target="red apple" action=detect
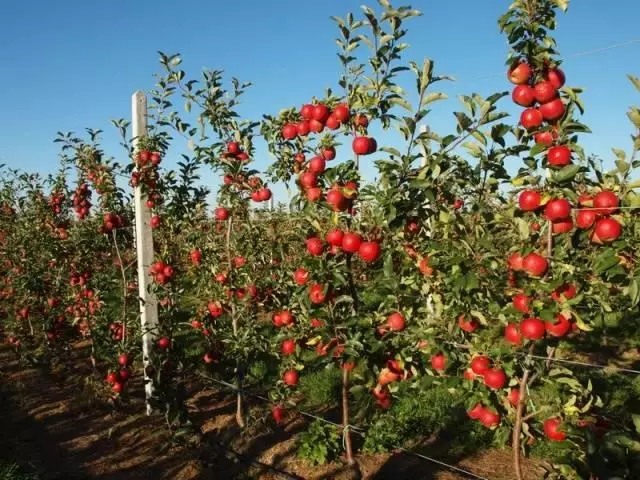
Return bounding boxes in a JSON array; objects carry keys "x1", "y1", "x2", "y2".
[
  {"x1": 518, "y1": 190, "x2": 542, "y2": 211},
  {"x1": 508, "y1": 62, "x2": 532, "y2": 85},
  {"x1": 521, "y1": 318, "x2": 546, "y2": 340}
]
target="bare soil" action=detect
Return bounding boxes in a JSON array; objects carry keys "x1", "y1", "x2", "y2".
[{"x1": 0, "y1": 342, "x2": 545, "y2": 479}]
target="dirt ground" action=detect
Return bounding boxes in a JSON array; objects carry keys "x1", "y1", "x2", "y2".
[{"x1": 0, "y1": 343, "x2": 545, "y2": 480}]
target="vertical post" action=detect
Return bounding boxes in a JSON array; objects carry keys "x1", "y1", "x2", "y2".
[{"x1": 132, "y1": 91, "x2": 159, "y2": 415}]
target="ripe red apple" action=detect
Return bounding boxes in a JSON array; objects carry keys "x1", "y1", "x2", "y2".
[
  {"x1": 546, "y1": 68, "x2": 566, "y2": 89},
  {"x1": 309, "y1": 156, "x2": 326, "y2": 174},
  {"x1": 214, "y1": 207, "x2": 229, "y2": 221},
  {"x1": 201, "y1": 351, "x2": 218, "y2": 364},
  {"x1": 546, "y1": 313, "x2": 571, "y2": 337},
  {"x1": 322, "y1": 146, "x2": 336, "y2": 160},
  {"x1": 533, "y1": 81, "x2": 558, "y2": 103},
  {"x1": 593, "y1": 191, "x2": 619, "y2": 214},
  {"x1": 521, "y1": 318, "x2": 546, "y2": 340},
  {"x1": 112, "y1": 382, "x2": 124, "y2": 394},
  {"x1": 522, "y1": 253, "x2": 548, "y2": 277},
  {"x1": 512, "y1": 85, "x2": 536, "y2": 107},
  {"x1": 508, "y1": 252, "x2": 524, "y2": 271},
  {"x1": 207, "y1": 301, "x2": 223, "y2": 318},
  {"x1": 280, "y1": 339, "x2": 296, "y2": 356},
  {"x1": 468, "y1": 403, "x2": 485, "y2": 419},
  {"x1": 458, "y1": 314, "x2": 478, "y2": 333},
  {"x1": 551, "y1": 283, "x2": 577, "y2": 302},
  {"x1": 504, "y1": 323, "x2": 522, "y2": 346},
  {"x1": 543, "y1": 417, "x2": 567, "y2": 441},
  {"x1": 325, "y1": 115, "x2": 339, "y2": 130},
  {"x1": 539, "y1": 98, "x2": 565, "y2": 121},
  {"x1": 507, "y1": 388, "x2": 521, "y2": 407},
  {"x1": 378, "y1": 368, "x2": 401, "y2": 386},
  {"x1": 272, "y1": 405, "x2": 284, "y2": 425},
  {"x1": 512, "y1": 294, "x2": 531, "y2": 314},
  {"x1": 300, "y1": 104, "x2": 314, "y2": 120},
  {"x1": 578, "y1": 193, "x2": 593, "y2": 206},
  {"x1": 227, "y1": 142, "x2": 240, "y2": 154},
  {"x1": 106, "y1": 372, "x2": 118, "y2": 385},
  {"x1": 190, "y1": 249, "x2": 202, "y2": 265},
  {"x1": 150, "y1": 215, "x2": 161, "y2": 229},
  {"x1": 306, "y1": 237, "x2": 324, "y2": 256},
  {"x1": 576, "y1": 210, "x2": 597, "y2": 229},
  {"x1": 299, "y1": 172, "x2": 318, "y2": 189},
  {"x1": 118, "y1": 353, "x2": 131, "y2": 367},
  {"x1": 508, "y1": 62, "x2": 532, "y2": 85},
  {"x1": 484, "y1": 368, "x2": 507, "y2": 390},
  {"x1": 309, "y1": 283, "x2": 327, "y2": 304},
  {"x1": 520, "y1": 108, "x2": 543, "y2": 130},
  {"x1": 326, "y1": 188, "x2": 348, "y2": 212},
  {"x1": 293, "y1": 268, "x2": 309, "y2": 286},
  {"x1": 297, "y1": 121, "x2": 310, "y2": 136},
  {"x1": 358, "y1": 242, "x2": 381, "y2": 262},
  {"x1": 258, "y1": 188, "x2": 272, "y2": 202},
  {"x1": 312, "y1": 104, "x2": 330, "y2": 123},
  {"x1": 279, "y1": 310, "x2": 295, "y2": 327},
  {"x1": 157, "y1": 337, "x2": 171, "y2": 349},
  {"x1": 431, "y1": 353, "x2": 447, "y2": 372},
  {"x1": 544, "y1": 199, "x2": 571, "y2": 221},
  {"x1": 333, "y1": 104, "x2": 351, "y2": 123},
  {"x1": 309, "y1": 119, "x2": 324, "y2": 133},
  {"x1": 326, "y1": 229, "x2": 344, "y2": 247},
  {"x1": 306, "y1": 187, "x2": 322, "y2": 202},
  {"x1": 470, "y1": 356, "x2": 491, "y2": 376},
  {"x1": 518, "y1": 190, "x2": 542, "y2": 211},
  {"x1": 387, "y1": 312, "x2": 406, "y2": 332},
  {"x1": 480, "y1": 409, "x2": 501, "y2": 428},
  {"x1": 552, "y1": 219, "x2": 573, "y2": 234},
  {"x1": 342, "y1": 232, "x2": 362, "y2": 253},
  {"x1": 463, "y1": 368, "x2": 476, "y2": 381},
  {"x1": 353, "y1": 136, "x2": 371, "y2": 155},
  {"x1": 283, "y1": 369, "x2": 299, "y2": 386},
  {"x1": 354, "y1": 114, "x2": 369, "y2": 127},
  {"x1": 282, "y1": 124, "x2": 298, "y2": 140},
  {"x1": 592, "y1": 218, "x2": 622, "y2": 243},
  {"x1": 534, "y1": 130, "x2": 557, "y2": 146},
  {"x1": 547, "y1": 145, "x2": 572, "y2": 167},
  {"x1": 453, "y1": 199, "x2": 464, "y2": 210}
]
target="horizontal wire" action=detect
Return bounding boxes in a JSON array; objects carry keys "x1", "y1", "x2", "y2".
[
  {"x1": 458, "y1": 38, "x2": 640, "y2": 86},
  {"x1": 444, "y1": 341, "x2": 640, "y2": 375},
  {"x1": 198, "y1": 374, "x2": 487, "y2": 480}
]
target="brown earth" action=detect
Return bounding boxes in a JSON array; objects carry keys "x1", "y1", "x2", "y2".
[{"x1": 0, "y1": 342, "x2": 545, "y2": 480}]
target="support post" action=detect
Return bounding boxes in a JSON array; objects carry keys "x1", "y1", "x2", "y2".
[{"x1": 132, "y1": 91, "x2": 158, "y2": 415}]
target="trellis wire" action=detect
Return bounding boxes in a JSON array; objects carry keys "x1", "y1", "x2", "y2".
[{"x1": 199, "y1": 374, "x2": 489, "y2": 480}]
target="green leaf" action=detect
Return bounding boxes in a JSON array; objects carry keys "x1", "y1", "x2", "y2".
[
  {"x1": 629, "y1": 279, "x2": 640, "y2": 307},
  {"x1": 632, "y1": 414, "x2": 640, "y2": 433},
  {"x1": 551, "y1": 164, "x2": 581, "y2": 183},
  {"x1": 628, "y1": 75, "x2": 640, "y2": 92},
  {"x1": 551, "y1": 0, "x2": 570, "y2": 11}
]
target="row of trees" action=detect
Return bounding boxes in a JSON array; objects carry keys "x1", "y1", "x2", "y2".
[{"x1": 1, "y1": 1, "x2": 640, "y2": 478}]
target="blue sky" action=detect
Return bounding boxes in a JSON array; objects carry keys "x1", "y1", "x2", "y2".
[{"x1": 0, "y1": 1, "x2": 638, "y2": 203}]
